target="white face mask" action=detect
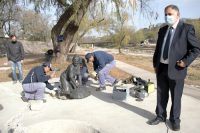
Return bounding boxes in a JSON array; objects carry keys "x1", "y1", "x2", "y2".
[{"x1": 165, "y1": 15, "x2": 176, "y2": 26}]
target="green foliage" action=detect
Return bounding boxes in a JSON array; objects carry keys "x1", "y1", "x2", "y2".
[{"x1": 131, "y1": 30, "x2": 145, "y2": 44}]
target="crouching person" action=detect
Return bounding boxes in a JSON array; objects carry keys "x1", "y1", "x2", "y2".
[
  {"x1": 80, "y1": 57, "x2": 89, "y2": 85},
  {"x1": 85, "y1": 51, "x2": 118, "y2": 91},
  {"x1": 22, "y1": 62, "x2": 55, "y2": 102}
]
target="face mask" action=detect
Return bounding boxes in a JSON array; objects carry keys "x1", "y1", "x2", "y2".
[
  {"x1": 12, "y1": 40, "x2": 17, "y2": 43},
  {"x1": 165, "y1": 15, "x2": 176, "y2": 26}
]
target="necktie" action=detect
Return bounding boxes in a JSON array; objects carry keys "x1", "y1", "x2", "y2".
[{"x1": 163, "y1": 27, "x2": 173, "y2": 60}]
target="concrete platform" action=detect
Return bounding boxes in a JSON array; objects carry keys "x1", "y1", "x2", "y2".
[{"x1": 0, "y1": 78, "x2": 200, "y2": 133}]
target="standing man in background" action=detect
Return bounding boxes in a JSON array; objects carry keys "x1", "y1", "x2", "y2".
[
  {"x1": 149, "y1": 4, "x2": 200, "y2": 131},
  {"x1": 6, "y1": 35, "x2": 25, "y2": 83},
  {"x1": 79, "y1": 57, "x2": 89, "y2": 85}
]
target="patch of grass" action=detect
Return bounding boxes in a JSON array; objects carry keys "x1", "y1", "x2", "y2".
[{"x1": 114, "y1": 54, "x2": 154, "y2": 72}]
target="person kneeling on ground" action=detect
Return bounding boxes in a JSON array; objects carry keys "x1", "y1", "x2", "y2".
[
  {"x1": 85, "y1": 51, "x2": 118, "y2": 91},
  {"x1": 79, "y1": 57, "x2": 89, "y2": 85},
  {"x1": 22, "y1": 62, "x2": 56, "y2": 102}
]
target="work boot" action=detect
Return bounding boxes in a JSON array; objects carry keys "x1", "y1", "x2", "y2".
[
  {"x1": 42, "y1": 99, "x2": 47, "y2": 103},
  {"x1": 21, "y1": 96, "x2": 29, "y2": 102},
  {"x1": 0, "y1": 104, "x2": 3, "y2": 111},
  {"x1": 96, "y1": 86, "x2": 106, "y2": 91},
  {"x1": 112, "y1": 79, "x2": 119, "y2": 86},
  {"x1": 13, "y1": 81, "x2": 17, "y2": 84}
]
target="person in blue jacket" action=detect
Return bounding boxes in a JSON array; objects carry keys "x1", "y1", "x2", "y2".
[
  {"x1": 22, "y1": 62, "x2": 56, "y2": 102},
  {"x1": 85, "y1": 51, "x2": 118, "y2": 91},
  {"x1": 79, "y1": 57, "x2": 89, "y2": 85}
]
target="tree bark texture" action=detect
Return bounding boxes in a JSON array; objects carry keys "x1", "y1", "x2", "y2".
[{"x1": 51, "y1": 0, "x2": 92, "y2": 61}]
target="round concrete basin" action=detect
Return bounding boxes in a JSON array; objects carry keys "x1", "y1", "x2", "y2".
[{"x1": 27, "y1": 119, "x2": 100, "y2": 133}]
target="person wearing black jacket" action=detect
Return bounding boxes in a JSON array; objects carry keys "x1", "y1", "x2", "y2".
[
  {"x1": 79, "y1": 57, "x2": 89, "y2": 85},
  {"x1": 149, "y1": 5, "x2": 200, "y2": 131},
  {"x1": 22, "y1": 62, "x2": 55, "y2": 101},
  {"x1": 6, "y1": 35, "x2": 24, "y2": 83}
]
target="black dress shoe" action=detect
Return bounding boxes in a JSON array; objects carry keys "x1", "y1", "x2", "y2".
[
  {"x1": 171, "y1": 123, "x2": 180, "y2": 131},
  {"x1": 148, "y1": 117, "x2": 166, "y2": 125}
]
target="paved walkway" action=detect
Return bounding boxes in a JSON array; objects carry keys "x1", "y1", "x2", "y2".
[
  {"x1": 116, "y1": 60, "x2": 200, "y2": 100},
  {"x1": 0, "y1": 78, "x2": 200, "y2": 133},
  {"x1": 0, "y1": 59, "x2": 200, "y2": 133}
]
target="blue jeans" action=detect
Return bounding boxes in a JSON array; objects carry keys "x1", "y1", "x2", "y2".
[
  {"x1": 98, "y1": 60, "x2": 116, "y2": 87},
  {"x1": 10, "y1": 61, "x2": 23, "y2": 81}
]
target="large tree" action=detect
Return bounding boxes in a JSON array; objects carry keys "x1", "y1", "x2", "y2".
[
  {"x1": 0, "y1": 0, "x2": 20, "y2": 37},
  {"x1": 1, "y1": 0, "x2": 155, "y2": 60}
]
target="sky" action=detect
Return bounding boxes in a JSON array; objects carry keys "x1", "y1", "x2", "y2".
[
  {"x1": 19, "y1": 0, "x2": 200, "y2": 36},
  {"x1": 133, "y1": 0, "x2": 200, "y2": 29}
]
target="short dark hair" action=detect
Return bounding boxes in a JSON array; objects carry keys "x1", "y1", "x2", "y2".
[
  {"x1": 10, "y1": 34, "x2": 16, "y2": 38},
  {"x1": 165, "y1": 4, "x2": 180, "y2": 15}
]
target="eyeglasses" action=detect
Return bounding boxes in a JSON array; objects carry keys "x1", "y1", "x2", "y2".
[{"x1": 165, "y1": 13, "x2": 173, "y2": 16}]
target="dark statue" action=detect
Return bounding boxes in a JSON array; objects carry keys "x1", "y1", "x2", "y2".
[
  {"x1": 0, "y1": 104, "x2": 3, "y2": 111},
  {"x1": 57, "y1": 55, "x2": 90, "y2": 99}
]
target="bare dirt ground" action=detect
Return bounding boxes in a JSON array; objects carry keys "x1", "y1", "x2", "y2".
[{"x1": 1, "y1": 45, "x2": 199, "y2": 87}]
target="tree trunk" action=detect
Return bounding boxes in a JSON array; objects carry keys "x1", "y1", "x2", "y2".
[
  {"x1": 118, "y1": 35, "x2": 125, "y2": 54},
  {"x1": 59, "y1": 41, "x2": 67, "y2": 63},
  {"x1": 51, "y1": 0, "x2": 92, "y2": 62},
  {"x1": 118, "y1": 46, "x2": 122, "y2": 53},
  {"x1": 0, "y1": 22, "x2": 4, "y2": 37}
]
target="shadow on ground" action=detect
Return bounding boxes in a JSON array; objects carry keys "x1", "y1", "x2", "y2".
[{"x1": 87, "y1": 80, "x2": 155, "y2": 121}]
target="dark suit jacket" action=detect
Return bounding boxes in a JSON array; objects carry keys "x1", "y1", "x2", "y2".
[{"x1": 153, "y1": 21, "x2": 200, "y2": 79}]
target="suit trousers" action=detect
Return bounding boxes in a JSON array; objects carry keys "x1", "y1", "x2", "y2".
[{"x1": 156, "y1": 63, "x2": 184, "y2": 124}]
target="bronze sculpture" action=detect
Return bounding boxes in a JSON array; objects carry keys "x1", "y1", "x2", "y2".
[{"x1": 57, "y1": 55, "x2": 90, "y2": 99}]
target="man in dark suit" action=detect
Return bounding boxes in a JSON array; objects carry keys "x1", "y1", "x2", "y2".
[{"x1": 149, "y1": 5, "x2": 200, "y2": 131}]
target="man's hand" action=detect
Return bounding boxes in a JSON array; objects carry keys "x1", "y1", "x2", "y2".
[
  {"x1": 50, "y1": 71, "x2": 56, "y2": 78},
  {"x1": 177, "y1": 60, "x2": 186, "y2": 68},
  {"x1": 21, "y1": 60, "x2": 24, "y2": 64},
  {"x1": 94, "y1": 74, "x2": 98, "y2": 81}
]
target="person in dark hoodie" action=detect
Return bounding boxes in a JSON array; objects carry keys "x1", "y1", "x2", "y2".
[
  {"x1": 85, "y1": 51, "x2": 118, "y2": 91},
  {"x1": 79, "y1": 57, "x2": 89, "y2": 85},
  {"x1": 6, "y1": 35, "x2": 25, "y2": 83},
  {"x1": 22, "y1": 62, "x2": 56, "y2": 102}
]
